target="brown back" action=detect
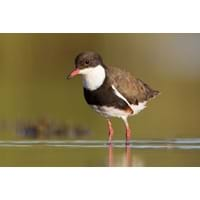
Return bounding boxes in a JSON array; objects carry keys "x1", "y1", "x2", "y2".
[{"x1": 106, "y1": 66, "x2": 159, "y2": 105}]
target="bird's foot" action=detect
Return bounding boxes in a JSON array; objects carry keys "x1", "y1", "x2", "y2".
[
  {"x1": 108, "y1": 133, "x2": 114, "y2": 145},
  {"x1": 125, "y1": 140, "x2": 131, "y2": 146}
]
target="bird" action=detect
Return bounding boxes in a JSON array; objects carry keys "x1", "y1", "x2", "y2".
[{"x1": 67, "y1": 51, "x2": 159, "y2": 144}]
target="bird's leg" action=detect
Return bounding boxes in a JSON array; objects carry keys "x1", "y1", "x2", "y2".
[
  {"x1": 126, "y1": 126, "x2": 131, "y2": 142},
  {"x1": 122, "y1": 117, "x2": 131, "y2": 144},
  {"x1": 107, "y1": 119, "x2": 114, "y2": 144}
]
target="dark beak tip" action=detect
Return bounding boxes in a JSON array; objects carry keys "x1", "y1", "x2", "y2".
[
  {"x1": 67, "y1": 76, "x2": 72, "y2": 80},
  {"x1": 64, "y1": 74, "x2": 71, "y2": 80}
]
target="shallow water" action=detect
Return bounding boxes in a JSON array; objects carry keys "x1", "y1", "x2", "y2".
[{"x1": 0, "y1": 139, "x2": 200, "y2": 166}]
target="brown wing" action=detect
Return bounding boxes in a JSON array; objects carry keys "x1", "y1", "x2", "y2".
[{"x1": 106, "y1": 66, "x2": 159, "y2": 105}]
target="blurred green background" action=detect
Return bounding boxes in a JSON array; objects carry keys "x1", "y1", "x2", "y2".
[
  {"x1": 0, "y1": 33, "x2": 200, "y2": 166},
  {"x1": 0, "y1": 33, "x2": 199, "y2": 139}
]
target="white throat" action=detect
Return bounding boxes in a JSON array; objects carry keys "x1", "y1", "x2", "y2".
[{"x1": 79, "y1": 65, "x2": 106, "y2": 91}]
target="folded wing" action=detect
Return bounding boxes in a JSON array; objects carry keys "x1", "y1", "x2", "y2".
[{"x1": 106, "y1": 66, "x2": 159, "y2": 105}]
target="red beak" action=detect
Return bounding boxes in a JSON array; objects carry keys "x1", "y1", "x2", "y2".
[{"x1": 67, "y1": 68, "x2": 80, "y2": 79}]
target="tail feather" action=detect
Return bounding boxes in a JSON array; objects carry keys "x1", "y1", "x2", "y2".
[{"x1": 138, "y1": 79, "x2": 160, "y2": 100}]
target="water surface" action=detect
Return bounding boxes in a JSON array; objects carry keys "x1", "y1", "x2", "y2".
[{"x1": 0, "y1": 139, "x2": 200, "y2": 166}]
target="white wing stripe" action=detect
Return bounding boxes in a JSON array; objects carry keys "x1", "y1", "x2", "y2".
[{"x1": 111, "y1": 85, "x2": 134, "y2": 113}]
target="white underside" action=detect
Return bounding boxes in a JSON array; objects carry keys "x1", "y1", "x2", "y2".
[
  {"x1": 132, "y1": 102, "x2": 147, "y2": 115},
  {"x1": 91, "y1": 102, "x2": 146, "y2": 119}
]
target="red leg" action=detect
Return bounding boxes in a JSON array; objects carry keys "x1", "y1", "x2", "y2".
[
  {"x1": 107, "y1": 119, "x2": 114, "y2": 144},
  {"x1": 126, "y1": 125, "x2": 131, "y2": 142},
  {"x1": 122, "y1": 117, "x2": 131, "y2": 144}
]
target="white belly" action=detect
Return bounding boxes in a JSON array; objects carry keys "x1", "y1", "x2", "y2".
[
  {"x1": 131, "y1": 101, "x2": 147, "y2": 115},
  {"x1": 91, "y1": 102, "x2": 146, "y2": 118}
]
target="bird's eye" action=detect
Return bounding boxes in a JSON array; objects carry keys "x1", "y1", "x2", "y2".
[{"x1": 85, "y1": 60, "x2": 89, "y2": 64}]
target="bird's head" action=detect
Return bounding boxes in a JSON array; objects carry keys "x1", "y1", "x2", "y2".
[{"x1": 67, "y1": 51, "x2": 104, "y2": 79}]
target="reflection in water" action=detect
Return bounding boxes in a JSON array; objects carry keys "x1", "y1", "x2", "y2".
[
  {"x1": 108, "y1": 144, "x2": 133, "y2": 167},
  {"x1": 0, "y1": 139, "x2": 200, "y2": 149},
  {"x1": 125, "y1": 145, "x2": 132, "y2": 166},
  {"x1": 0, "y1": 139, "x2": 200, "y2": 166},
  {"x1": 108, "y1": 144, "x2": 113, "y2": 167}
]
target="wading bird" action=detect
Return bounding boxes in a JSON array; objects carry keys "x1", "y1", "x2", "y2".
[{"x1": 67, "y1": 51, "x2": 159, "y2": 144}]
